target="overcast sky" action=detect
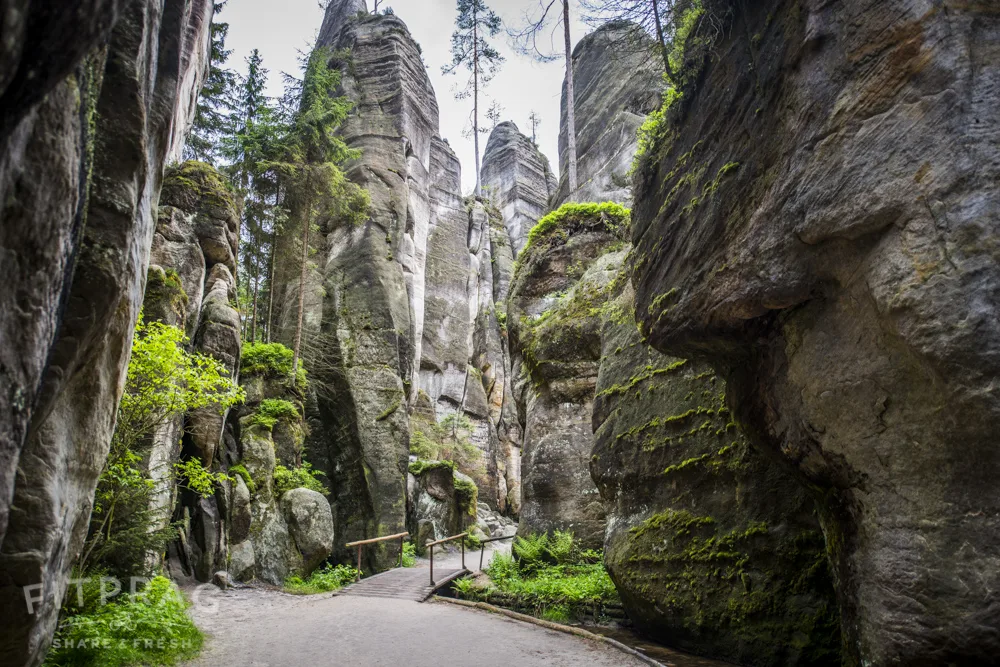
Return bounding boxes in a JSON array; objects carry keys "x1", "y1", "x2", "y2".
[{"x1": 223, "y1": 0, "x2": 590, "y2": 193}]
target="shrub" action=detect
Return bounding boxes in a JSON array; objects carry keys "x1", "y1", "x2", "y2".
[
  {"x1": 284, "y1": 564, "x2": 359, "y2": 595},
  {"x1": 407, "y1": 459, "x2": 455, "y2": 476},
  {"x1": 228, "y1": 464, "x2": 255, "y2": 495},
  {"x1": 240, "y1": 342, "x2": 307, "y2": 390},
  {"x1": 174, "y1": 457, "x2": 230, "y2": 498},
  {"x1": 453, "y1": 477, "x2": 479, "y2": 517},
  {"x1": 45, "y1": 576, "x2": 203, "y2": 666},
  {"x1": 79, "y1": 315, "x2": 243, "y2": 578},
  {"x1": 273, "y1": 462, "x2": 328, "y2": 497},
  {"x1": 249, "y1": 398, "x2": 299, "y2": 430},
  {"x1": 402, "y1": 541, "x2": 417, "y2": 567}
]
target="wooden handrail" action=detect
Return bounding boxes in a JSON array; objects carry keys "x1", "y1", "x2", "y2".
[
  {"x1": 426, "y1": 532, "x2": 469, "y2": 586},
  {"x1": 478, "y1": 533, "x2": 515, "y2": 571},
  {"x1": 425, "y1": 532, "x2": 468, "y2": 548},
  {"x1": 345, "y1": 531, "x2": 411, "y2": 581},
  {"x1": 345, "y1": 531, "x2": 409, "y2": 548}
]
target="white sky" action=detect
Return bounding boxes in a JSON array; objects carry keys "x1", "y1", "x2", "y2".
[{"x1": 223, "y1": 0, "x2": 590, "y2": 193}]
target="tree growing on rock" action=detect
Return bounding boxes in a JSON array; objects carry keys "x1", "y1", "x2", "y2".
[
  {"x1": 510, "y1": 0, "x2": 587, "y2": 195},
  {"x1": 443, "y1": 0, "x2": 505, "y2": 197}
]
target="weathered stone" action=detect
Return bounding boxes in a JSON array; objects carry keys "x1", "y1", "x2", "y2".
[
  {"x1": 0, "y1": 0, "x2": 212, "y2": 662},
  {"x1": 593, "y1": 281, "x2": 839, "y2": 665},
  {"x1": 482, "y1": 122, "x2": 556, "y2": 256},
  {"x1": 281, "y1": 488, "x2": 335, "y2": 576},
  {"x1": 630, "y1": 2, "x2": 1000, "y2": 663},
  {"x1": 552, "y1": 22, "x2": 664, "y2": 207},
  {"x1": 230, "y1": 474, "x2": 252, "y2": 545},
  {"x1": 507, "y1": 209, "x2": 629, "y2": 549},
  {"x1": 228, "y1": 540, "x2": 255, "y2": 582}
]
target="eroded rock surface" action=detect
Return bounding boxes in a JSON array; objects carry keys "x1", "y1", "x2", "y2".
[
  {"x1": 631, "y1": 1, "x2": 1000, "y2": 663},
  {"x1": 0, "y1": 0, "x2": 212, "y2": 663},
  {"x1": 593, "y1": 282, "x2": 839, "y2": 665},
  {"x1": 552, "y1": 22, "x2": 664, "y2": 207}
]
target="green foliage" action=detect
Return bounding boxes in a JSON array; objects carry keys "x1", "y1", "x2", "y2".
[
  {"x1": 407, "y1": 459, "x2": 456, "y2": 476},
  {"x1": 79, "y1": 315, "x2": 244, "y2": 578},
  {"x1": 45, "y1": 576, "x2": 203, "y2": 666},
  {"x1": 249, "y1": 398, "x2": 300, "y2": 430},
  {"x1": 409, "y1": 413, "x2": 485, "y2": 480},
  {"x1": 174, "y1": 458, "x2": 230, "y2": 498},
  {"x1": 228, "y1": 464, "x2": 255, "y2": 495},
  {"x1": 465, "y1": 541, "x2": 620, "y2": 621},
  {"x1": 284, "y1": 564, "x2": 359, "y2": 595},
  {"x1": 185, "y1": 3, "x2": 238, "y2": 164},
  {"x1": 521, "y1": 202, "x2": 630, "y2": 257},
  {"x1": 402, "y1": 541, "x2": 417, "y2": 567},
  {"x1": 241, "y1": 342, "x2": 308, "y2": 390},
  {"x1": 273, "y1": 462, "x2": 328, "y2": 497}
]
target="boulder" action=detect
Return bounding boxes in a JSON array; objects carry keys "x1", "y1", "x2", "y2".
[
  {"x1": 630, "y1": 1, "x2": 1000, "y2": 663},
  {"x1": 281, "y1": 488, "x2": 335, "y2": 576}
]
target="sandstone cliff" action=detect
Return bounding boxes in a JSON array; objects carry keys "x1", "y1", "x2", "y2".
[
  {"x1": 552, "y1": 21, "x2": 664, "y2": 207},
  {"x1": 631, "y1": 1, "x2": 1000, "y2": 663}
]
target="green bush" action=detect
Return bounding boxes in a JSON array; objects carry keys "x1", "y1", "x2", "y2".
[
  {"x1": 249, "y1": 398, "x2": 299, "y2": 430},
  {"x1": 453, "y1": 477, "x2": 478, "y2": 517},
  {"x1": 512, "y1": 530, "x2": 579, "y2": 571},
  {"x1": 407, "y1": 459, "x2": 455, "y2": 476},
  {"x1": 228, "y1": 464, "x2": 255, "y2": 495},
  {"x1": 284, "y1": 564, "x2": 359, "y2": 595},
  {"x1": 273, "y1": 462, "x2": 328, "y2": 497},
  {"x1": 45, "y1": 576, "x2": 203, "y2": 666},
  {"x1": 402, "y1": 541, "x2": 417, "y2": 567},
  {"x1": 240, "y1": 342, "x2": 307, "y2": 390}
]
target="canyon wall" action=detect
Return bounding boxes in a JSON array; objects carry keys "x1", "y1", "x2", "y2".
[
  {"x1": 631, "y1": 0, "x2": 1000, "y2": 663},
  {"x1": 0, "y1": 0, "x2": 213, "y2": 663}
]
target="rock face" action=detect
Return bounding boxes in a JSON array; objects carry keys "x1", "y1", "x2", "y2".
[
  {"x1": 280, "y1": 2, "x2": 523, "y2": 571},
  {"x1": 0, "y1": 0, "x2": 212, "y2": 664},
  {"x1": 631, "y1": 1, "x2": 1000, "y2": 664},
  {"x1": 552, "y1": 22, "x2": 664, "y2": 207},
  {"x1": 407, "y1": 461, "x2": 477, "y2": 547},
  {"x1": 592, "y1": 281, "x2": 840, "y2": 665},
  {"x1": 507, "y1": 207, "x2": 630, "y2": 549},
  {"x1": 481, "y1": 122, "x2": 557, "y2": 256}
]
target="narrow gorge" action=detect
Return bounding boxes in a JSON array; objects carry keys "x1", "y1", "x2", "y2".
[{"x1": 0, "y1": 0, "x2": 996, "y2": 666}]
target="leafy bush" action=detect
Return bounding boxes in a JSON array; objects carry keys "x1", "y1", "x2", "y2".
[
  {"x1": 512, "y1": 530, "x2": 579, "y2": 571},
  {"x1": 240, "y1": 342, "x2": 307, "y2": 390},
  {"x1": 45, "y1": 576, "x2": 203, "y2": 666},
  {"x1": 408, "y1": 413, "x2": 485, "y2": 480},
  {"x1": 402, "y1": 541, "x2": 417, "y2": 567},
  {"x1": 453, "y1": 477, "x2": 479, "y2": 517},
  {"x1": 79, "y1": 315, "x2": 244, "y2": 578},
  {"x1": 273, "y1": 462, "x2": 328, "y2": 497},
  {"x1": 249, "y1": 398, "x2": 299, "y2": 430},
  {"x1": 284, "y1": 564, "x2": 359, "y2": 595},
  {"x1": 228, "y1": 464, "x2": 255, "y2": 495}
]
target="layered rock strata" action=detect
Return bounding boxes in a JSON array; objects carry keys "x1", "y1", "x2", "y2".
[
  {"x1": 552, "y1": 21, "x2": 664, "y2": 207},
  {"x1": 631, "y1": 1, "x2": 1000, "y2": 663},
  {"x1": 0, "y1": 0, "x2": 212, "y2": 664}
]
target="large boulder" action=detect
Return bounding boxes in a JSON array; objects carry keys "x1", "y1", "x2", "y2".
[
  {"x1": 0, "y1": 0, "x2": 212, "y2": 663},
  {"x1": 630, "y1": 1, "x2": 1000, "y2": 664},
  {"x1": 281, "y1": 488, "x2": 335, "y2": 575},
  {"x1": 592, "y1": 282, "x2": 839, "y2": 665}
]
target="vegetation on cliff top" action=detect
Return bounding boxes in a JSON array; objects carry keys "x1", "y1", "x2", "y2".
[{"x1": 521, "y1": 201, "x2": 630, "y2": 258}]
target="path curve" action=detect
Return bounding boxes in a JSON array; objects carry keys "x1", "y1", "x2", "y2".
[{"x1": 182, "y1": 583, "x2": 647, "y2": 667}]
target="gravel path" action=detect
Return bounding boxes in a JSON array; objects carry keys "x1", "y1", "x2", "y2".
[{"x1": 182, "y1": 583, "x2": 648, "y2": 667}]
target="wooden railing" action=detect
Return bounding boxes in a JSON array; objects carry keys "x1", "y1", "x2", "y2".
[
  {"x1": 477, "y1": 534, "x2": 515, "y2": 571},
  {"x1": 425, "y1": 532, "x2": 468, "y2": 586},
  {"x1": 344, "y1": 531, "x2": 410, "y2": 582}
]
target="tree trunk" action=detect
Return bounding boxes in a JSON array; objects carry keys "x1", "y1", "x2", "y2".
[
  {"x1": 250, "y1": 261, "x2": 259, "y2": 343},
  {"x1": 563, "y1": 0, "x2": 578, "y2": 195},
  {"x1": 291, "y1": 185, "x2": 311, "y2": 383},
  {"x1": 473, "y1": 10, "x2": 481, "y2": 197},
  {"x1": 651, "y1": 0, "x2": 674, "y2": 81},
  {"x1": 266, "y1": 182, "x2": 279, "y2": 343}
]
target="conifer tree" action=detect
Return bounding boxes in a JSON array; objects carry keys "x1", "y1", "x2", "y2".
[
  {"x1": 443, "y1": 0, "x2": 505, "y2": 197},
  {"x1": 185, "y1": 2, "x2": 238, "y2": 163},
  {"x1": 511, "y1": 0, "x2": 580, "y2": 195}
]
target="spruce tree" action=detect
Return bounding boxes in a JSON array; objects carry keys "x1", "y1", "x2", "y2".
[
  {"x1": 185, "y1": 2, "x2": 238, "y2": 163},
  {"x1": 442, "y1": 0, "x2": 505, "y2": 197}
]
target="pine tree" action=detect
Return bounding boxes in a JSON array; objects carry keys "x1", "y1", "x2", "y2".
[
  {"x1": 282, "y1": 48, "x2": 369, "y2": 379},
  {"x1": 185, "y1": 2, "x2": 238, "y2": 163},
  {"x1": 442, "y1": 0, "x2": 505, "y2": 197},
  {"x1": 510, "y1": 1, "x2": 579, "y2": 195},
  {"x1": 528, "y1": 110, "x2": 541, "y2": 144}
]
